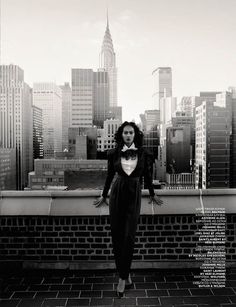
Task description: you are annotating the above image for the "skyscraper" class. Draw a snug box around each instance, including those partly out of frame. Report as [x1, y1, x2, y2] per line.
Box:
[195, 95, 232, 189]
[60, 82, 71, 150]
[0, 148, 16, 190]
[152, 67, 172, 109]
[0, 64, 33, 189]
[160, 96, 177, 125]
[228, 87, 236, 188]
[33, 83, 62, 158]
[93, 70, 109, 128]
[199, 91, 221, 103]
[172, 111, 195, 169]
[97, 118, 121, 153]
[140, 110, 160, 132]
[33, 105, 43, 159]
[99, 13, 117, 107]
[71, 69, 93, 128]
[166, 126, 191, 174]
[179, 96, 203, 117]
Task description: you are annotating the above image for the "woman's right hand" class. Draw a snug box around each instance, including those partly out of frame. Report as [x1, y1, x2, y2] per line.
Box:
[93, 196, 109, 207]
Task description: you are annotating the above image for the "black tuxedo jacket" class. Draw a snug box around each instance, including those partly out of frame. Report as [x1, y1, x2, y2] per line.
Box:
[102, 146, 155, 198]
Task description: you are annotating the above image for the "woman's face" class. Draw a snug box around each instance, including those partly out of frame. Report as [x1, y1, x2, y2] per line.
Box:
[122, 125, 135, 147]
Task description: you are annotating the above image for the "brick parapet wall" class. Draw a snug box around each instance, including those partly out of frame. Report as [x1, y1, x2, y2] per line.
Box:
[0, 189, 236, 269]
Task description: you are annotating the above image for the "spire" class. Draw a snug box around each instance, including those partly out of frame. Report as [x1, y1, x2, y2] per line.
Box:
[106, 7, 109, 30]
[100, 9, 116, 70]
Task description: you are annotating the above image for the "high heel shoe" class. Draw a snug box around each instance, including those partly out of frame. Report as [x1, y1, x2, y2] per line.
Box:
[125, 274, 133, 289]
[116, 278, 125, 298]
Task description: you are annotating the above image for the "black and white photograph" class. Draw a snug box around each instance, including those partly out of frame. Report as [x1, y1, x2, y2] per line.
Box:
[0, 0, 236, 306]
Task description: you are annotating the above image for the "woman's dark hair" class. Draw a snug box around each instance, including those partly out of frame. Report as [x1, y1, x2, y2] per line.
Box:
[114, 121, 144, 148]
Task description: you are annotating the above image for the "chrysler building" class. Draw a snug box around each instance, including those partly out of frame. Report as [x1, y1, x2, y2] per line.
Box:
[99, 12, 118, 107]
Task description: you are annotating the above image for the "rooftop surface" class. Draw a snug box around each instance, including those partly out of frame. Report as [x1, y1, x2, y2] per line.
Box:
[1, 268, 236, 307]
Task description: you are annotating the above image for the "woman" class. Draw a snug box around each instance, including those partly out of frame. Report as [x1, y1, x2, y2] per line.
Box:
[93, 121, 163, 297]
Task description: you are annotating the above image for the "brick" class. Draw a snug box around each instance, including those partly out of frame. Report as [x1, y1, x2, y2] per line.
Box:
[0, 292, 14, 299]
[35, 291, 58, 298]
[163, 243, 178, 247]
[165, 276, 185, 282]
[43, 277, 64, 284]
[66, 298, 90, 306]
[184, 296, 230, 304]
[42, 299, 67, 306]
[113, 297, 136, 305]
[91, 232, 107, 237]
[57, 291, 80, 298]
[0, 299, 20, 307]
[18, 298, 44, 307]
[146, 289, 168, 296]
[103, 290, 117, 297]
[41, 256, 57, 261]
[161, 255, 178, 260]
[28, 285, 49, 291]
[90, 256, 106, 260]
[63, 277, 83, 284]
[178, 231, 194, 236]
[6, 285, 29, 292]
[145, 276, 165, 282]
[180, 243, 196, 247]
[161, 231, 177, 236]
[135, 282, 156, 289]
[73, 256, 89, 260]
[49, 285, 71, 291]
[177, 282, 198, 289]
[90, 298, 113, 305]
[12, 292, 35, 299]
[80, 290, 101, 297]
[124, 290, 146, 297]
[190, 289, 213, 296]
[137, 297, 161, 305]
[168, 289, 191, 296]
[211, 288, 235, 295]
[92, 283, 113, 290]
[155, 282, 177, 289]
[160, 296, 185, 305]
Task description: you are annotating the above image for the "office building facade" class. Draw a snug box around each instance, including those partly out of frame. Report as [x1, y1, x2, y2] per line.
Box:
[97, 118, 120, 152]
[195, 97, 231, 189]
[228, 87, 236, 187]
[0, 64, 33, 189]
[0, 148, 16, 190]
[33, 82, 62, 158]
[93, 71, 109, 128]
[152, 67, 172, 109]
[71, 69, 93, 128]
[166, 126, 192, 174]
[33, 105, 43, 159]
[60, 82, 72, 151]
[68, 127, 97, 159]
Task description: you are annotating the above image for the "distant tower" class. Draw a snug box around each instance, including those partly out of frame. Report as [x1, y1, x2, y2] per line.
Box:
[99, 11, 117, 107]
[152, 67, 172, 110]
[60, 82, 71, 150]
[33, 82, 62, 158]
[0, 64, 33, 189]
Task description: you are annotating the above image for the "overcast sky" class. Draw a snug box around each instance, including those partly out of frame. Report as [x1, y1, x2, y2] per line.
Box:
[1, 0, 236, 122]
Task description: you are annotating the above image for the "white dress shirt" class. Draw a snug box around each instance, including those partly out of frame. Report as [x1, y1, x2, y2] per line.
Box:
[121, 143, 138, 176]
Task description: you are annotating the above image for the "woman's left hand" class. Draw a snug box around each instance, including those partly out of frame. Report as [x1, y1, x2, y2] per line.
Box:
[148, 195, 163, 206]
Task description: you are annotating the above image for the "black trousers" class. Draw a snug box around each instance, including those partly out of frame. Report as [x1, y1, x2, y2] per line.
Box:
[109, 175, 141, 279]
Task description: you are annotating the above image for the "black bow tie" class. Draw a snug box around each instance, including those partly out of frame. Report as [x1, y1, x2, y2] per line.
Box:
[121, 149, 138, 160]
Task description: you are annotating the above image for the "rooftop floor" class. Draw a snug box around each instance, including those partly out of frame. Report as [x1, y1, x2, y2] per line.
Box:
[0, 268, 236, 307]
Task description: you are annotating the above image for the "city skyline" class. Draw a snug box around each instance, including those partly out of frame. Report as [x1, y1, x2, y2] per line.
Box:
[1, 0, 236, 122]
